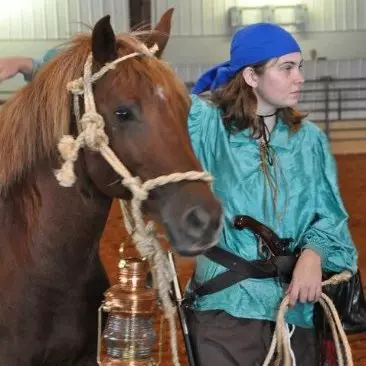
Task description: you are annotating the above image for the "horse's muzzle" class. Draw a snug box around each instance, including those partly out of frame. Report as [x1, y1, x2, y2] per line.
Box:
[159, 185, 223, 256]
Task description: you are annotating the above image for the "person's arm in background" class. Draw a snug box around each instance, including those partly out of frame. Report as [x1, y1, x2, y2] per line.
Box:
[0, 48, 59, 82]
[0, 57, 33, 82]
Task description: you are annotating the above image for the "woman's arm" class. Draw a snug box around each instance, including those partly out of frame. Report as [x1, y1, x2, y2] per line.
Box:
[287, 131, 358, 306]
[300, 132, 358, 273]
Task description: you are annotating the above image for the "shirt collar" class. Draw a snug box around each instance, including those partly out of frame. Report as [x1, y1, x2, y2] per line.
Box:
[228, 118, 292, 150]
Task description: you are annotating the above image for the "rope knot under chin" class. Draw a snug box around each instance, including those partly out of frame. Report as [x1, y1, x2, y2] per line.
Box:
[57, 135, 80, 162]
[54, 135, 84, 187]
[122, 177, 149, 201]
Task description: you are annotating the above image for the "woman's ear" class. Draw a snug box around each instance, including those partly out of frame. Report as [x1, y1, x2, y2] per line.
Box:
[242, 67, 258, 88]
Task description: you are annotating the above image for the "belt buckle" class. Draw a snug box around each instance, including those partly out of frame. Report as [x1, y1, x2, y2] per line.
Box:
[257, 236, 276, 261]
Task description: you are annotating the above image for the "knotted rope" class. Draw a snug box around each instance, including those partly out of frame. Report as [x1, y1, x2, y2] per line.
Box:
[55, 43, 213, 366]
[262, 271, 353, 366]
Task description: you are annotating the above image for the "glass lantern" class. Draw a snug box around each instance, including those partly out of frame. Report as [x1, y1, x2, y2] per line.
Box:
[98, 258, 157, 366]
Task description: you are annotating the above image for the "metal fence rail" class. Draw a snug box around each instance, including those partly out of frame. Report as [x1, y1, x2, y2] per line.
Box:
[299, 77, 366, 139]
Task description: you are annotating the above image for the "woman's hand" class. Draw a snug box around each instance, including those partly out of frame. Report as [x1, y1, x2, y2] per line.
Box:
[0, 57, 33, 82]
[286, 248, 322, 307]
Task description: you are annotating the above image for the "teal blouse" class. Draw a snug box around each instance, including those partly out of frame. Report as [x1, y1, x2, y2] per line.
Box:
[188, 95, 357, 328]
[29, 53, 358, 328]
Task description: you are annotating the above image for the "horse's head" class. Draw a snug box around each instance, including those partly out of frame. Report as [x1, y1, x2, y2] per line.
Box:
[79, 9, 222, 256]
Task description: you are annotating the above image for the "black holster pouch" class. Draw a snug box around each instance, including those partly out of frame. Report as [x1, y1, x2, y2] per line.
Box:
[314, 269, 366, 337]
[184, 215, 299, 306]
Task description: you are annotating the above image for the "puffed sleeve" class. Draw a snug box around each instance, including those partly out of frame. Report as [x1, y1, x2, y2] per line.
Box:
[301, 132, 358, 273]
[187, 94, 222, 161]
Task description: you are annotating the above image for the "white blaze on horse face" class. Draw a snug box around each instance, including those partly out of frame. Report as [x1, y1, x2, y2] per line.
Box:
[156, 85, 166, 101]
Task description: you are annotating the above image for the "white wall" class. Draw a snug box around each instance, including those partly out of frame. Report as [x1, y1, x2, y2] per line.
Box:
[0, 0, 130, 39]
[153, 0, 366, 36]
[3, 0, 366, 95]
[152, 0, 366, 77]
[0, 0, 130, 94]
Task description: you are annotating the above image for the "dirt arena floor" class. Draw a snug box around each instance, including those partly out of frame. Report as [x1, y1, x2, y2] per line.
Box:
[99, 153, 366, 366]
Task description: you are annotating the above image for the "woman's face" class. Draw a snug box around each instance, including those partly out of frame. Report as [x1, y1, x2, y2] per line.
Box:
[249, 52, 304, 111]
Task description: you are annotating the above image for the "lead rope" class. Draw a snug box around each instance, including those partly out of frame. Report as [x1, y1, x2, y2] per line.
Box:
[262, 271, 353, 366]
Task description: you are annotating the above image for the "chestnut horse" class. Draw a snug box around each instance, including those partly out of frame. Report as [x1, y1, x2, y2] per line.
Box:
[0, 9, 222, 365]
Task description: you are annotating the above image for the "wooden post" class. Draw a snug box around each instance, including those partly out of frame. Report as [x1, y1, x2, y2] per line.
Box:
[129, 0, 151, 30]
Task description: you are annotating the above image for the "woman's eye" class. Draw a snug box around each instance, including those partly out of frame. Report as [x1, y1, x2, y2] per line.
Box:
[115, 107, 134, 121]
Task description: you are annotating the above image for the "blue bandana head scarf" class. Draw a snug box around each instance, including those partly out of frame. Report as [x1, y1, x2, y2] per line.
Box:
[192, 23, 301, 94]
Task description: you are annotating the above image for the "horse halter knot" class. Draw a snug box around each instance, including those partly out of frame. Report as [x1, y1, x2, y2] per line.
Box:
[54, 42, 213, 366]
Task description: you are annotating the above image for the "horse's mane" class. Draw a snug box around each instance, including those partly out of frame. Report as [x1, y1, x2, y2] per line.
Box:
[0, 30, 188, 194]
[0, 38, 86, 196]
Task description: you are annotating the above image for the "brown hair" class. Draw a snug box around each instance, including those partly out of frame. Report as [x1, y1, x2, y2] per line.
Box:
[209, 61, 307, 138]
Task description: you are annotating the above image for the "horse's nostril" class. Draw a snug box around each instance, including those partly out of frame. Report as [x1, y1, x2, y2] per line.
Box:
[181, 206, 210, 239]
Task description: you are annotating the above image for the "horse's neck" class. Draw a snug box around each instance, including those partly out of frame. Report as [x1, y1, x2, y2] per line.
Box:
[1, 158, 112, 280]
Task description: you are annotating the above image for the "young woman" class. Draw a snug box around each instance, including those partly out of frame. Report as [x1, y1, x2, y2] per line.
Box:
[186, 23, 357, 365]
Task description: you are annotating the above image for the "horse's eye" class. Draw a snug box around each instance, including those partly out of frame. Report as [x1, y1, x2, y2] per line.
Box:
[115, 107, 134, 121]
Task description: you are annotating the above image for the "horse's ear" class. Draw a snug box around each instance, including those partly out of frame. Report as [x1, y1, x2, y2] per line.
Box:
[146, 8, 174, 58]
[92, 15, 118, 65]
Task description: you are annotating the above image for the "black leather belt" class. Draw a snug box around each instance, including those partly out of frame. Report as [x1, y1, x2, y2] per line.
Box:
[186, 246, 297, 303]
